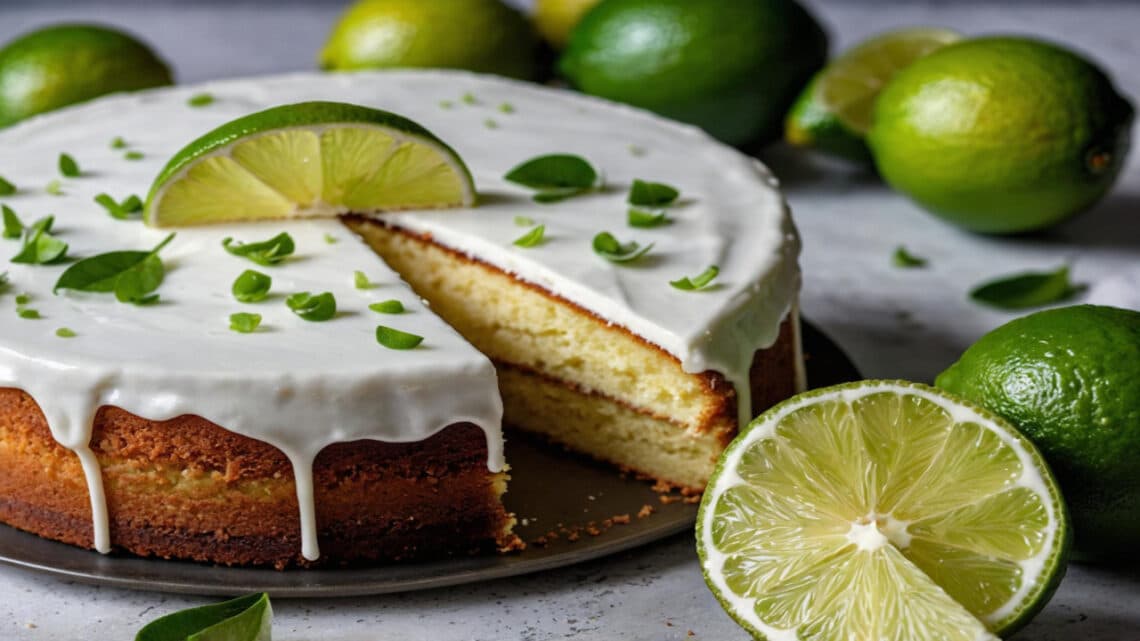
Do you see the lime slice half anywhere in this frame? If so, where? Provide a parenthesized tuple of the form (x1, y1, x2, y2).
(697, 380, 1069, 641)
(145, 101, 475, 227)
(785, 28, 960, 162)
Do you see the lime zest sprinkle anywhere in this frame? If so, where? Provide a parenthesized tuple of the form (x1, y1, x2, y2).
(58, 153, 81, 178)
(892, 246, 928, 268)
(2, 205, 23, 239)
(513, 225, 546, 248)
(629, 179, 679, 207)
(55, 327, 76, 338)
(45, 179, 63, 196)
(353, 270, 374, 290)
(369, 299, 405, 314)
(0, 176, 14, 196)
(286, 291, 336, 322)
(17, 307, 40, 319)
(499, 102, 515, 114)
(628, 208, 670, 228)
(461, 92, 477, 105)
(188, 92, 215, 107)
(222, 232, 295, 266)
(229, 312, 263, 333)
(376, 325, 423, 349)
(124, 150, 145, 161)
(670, 265, 719, 291)
(323, 233, 339, 244)
(94, 193, 144, 220)
(592, 231, 653, 263)
(110, 136, 128, 150)
(513, 216, 535, 227)
(232, 270, 272, 303)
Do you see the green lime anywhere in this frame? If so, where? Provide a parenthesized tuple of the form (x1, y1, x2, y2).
(319, 0, 539, 80)
(559, 0, 828, 147)
(698, 380, 1069, 640)
(785, 27, 960, 164)
(0, 24, 172, 127)
(868, 36, 1134, 234)
(533, 0, 601, 50)
(936, 304, 1140, 561)
(145, 101, 475, 227)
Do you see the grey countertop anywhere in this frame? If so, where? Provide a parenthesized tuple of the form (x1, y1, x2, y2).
(1, 1, 1138, 639)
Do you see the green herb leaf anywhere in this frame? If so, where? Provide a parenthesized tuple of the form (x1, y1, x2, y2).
(232, 270, 272, 303)
(110, 136, 128, 150)
(2, 205, 23, 239)
(229, 313, 263, 334)
(0, 272, 7, 292)
(135, 593, 271, 641)
(323, 233, 339, 244)
(55, 327, 76, 338)
(461, 92, 477, 105)
(11, 221, 68, 265)
(124, 150, 145, 161)
(670, 265, 720, 291)
(376, 325, 423, 349)
(513, 225, 545, 248)
(504, 154, 598, 203)
(629, 179, 679, 207)
(969, 266, 1083, 310)
(627, 208, 670, 228)
(222, 232, 295, 266)
(59, 153, 81, 178)
(0, 176, 16, 195)
(892, 246, 927, 268)
(94, 193, 144, 220)
(45, 179, 63, 196)
(188, 93, 215, 107)
(369, 299, 405, 314)
(15, 293, 29, 305)
(16, 307, 39, 319)
(499, 102, 515, 114)
(353, 270, 373, 290)
(592, 231, 653, 263)
(513, 216, 535, 227)
(54, 234, 175, 305)
(286, 291, 336, 322)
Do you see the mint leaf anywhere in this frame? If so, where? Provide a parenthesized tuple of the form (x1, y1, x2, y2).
(369, 299, 405, 314)
(59, 153, 81, 178)
(629, 179, 679, 207)
(135, 593, 271, 641)
(286, 291, 336, 321)
(512, 225, 545, 248)
(232, 270, 272, 303)
(95, 193, 143, 220)
(229, 313, 262, 334)
(592, 231, 653, 263)
(670, 265, 720, 291)
(54, 234, 175, 306)
(2, 205, 23, 239)
(892, 246, 927, 268)
(0, 176, 15, 196)
(970, 266, 1083, 310)
(504, 154, 598, 203)
(627, 208, 670, 228)
(188, 93, 215, 107)
(376, 325, 423, 349)
(222, 232, 295, 266)
(11, 219, 68, 265)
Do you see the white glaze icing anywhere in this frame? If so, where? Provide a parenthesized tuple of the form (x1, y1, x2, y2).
(0, 70, 798, 560)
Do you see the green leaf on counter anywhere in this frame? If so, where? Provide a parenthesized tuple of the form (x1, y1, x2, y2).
(135, 592, 271, 641)
(969, 266, 1083, 310)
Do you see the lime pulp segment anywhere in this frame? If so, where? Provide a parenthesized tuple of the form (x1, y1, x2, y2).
(698, 381, 1068, 641)
(145, 101, 475, 227)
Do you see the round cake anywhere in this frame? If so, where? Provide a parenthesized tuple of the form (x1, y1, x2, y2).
(0, 70, 802, 567)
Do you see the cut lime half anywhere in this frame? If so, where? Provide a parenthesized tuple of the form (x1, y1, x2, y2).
(697, 380, 1069, 641)
(145, 101, 475, 227)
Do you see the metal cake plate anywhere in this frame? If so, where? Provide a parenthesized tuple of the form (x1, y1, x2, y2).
(0, 321, 858, 597)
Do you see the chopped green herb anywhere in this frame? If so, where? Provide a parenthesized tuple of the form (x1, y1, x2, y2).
(124, 150, 145, 161)
(232, 270, 272, 303)
(369, 299, 405, 314)
(629, 179, 679, 207)
(354, 270, 374, 290)
(11, 219, 68, 265)
(670, 265, 720, 291)
(2, 205, 23, 239)
(16, 307, 39, 319)
(58, 153, 81, 178)
(15, 293, 29, 305)
(504, 154, 598, 203)
(0, 272, 7, 292)
(55, 327, 76, 338)
(53, 233, 175, 306)
(484, 118, 499, 130)
(0, 176, 16, 195)
(323, 233, 339, 244)
(110, 136, 128, 150)
(513, 216, 535, 227)
(286, 291, 336, 321)
(513, 225, 546, 248)
(136, 593, 272, 641)
(222, 232, 295, 266)
(461, 92, 477, 105)
(499, 103, 515, 114)
(592, 231, 653, 263)
(627, 208, 670, 228)
(94, 193, 143, 220)
(188, 92, 215, 107)
(439, 100, 454, 109)
(892, 246, 927, 268)
(969, 266, 1083, 310)
(229, 313, 263, 333)
(628, 145, 647, 157)
(376, 325, 423, 350)
(45, 179, 63, 196)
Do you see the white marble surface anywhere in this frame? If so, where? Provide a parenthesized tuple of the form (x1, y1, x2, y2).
(1, 1, 1138, 639)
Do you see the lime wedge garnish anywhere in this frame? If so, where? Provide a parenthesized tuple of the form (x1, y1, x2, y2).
(697, 380, 1069, 641)
(785, 28, 960, 162)
(145, 101, 475, 227)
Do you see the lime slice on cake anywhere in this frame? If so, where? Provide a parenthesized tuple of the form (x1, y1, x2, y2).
(145, 101, 475, 227)
(785, 28, 960, 163)
(698, 380, 1069, 640)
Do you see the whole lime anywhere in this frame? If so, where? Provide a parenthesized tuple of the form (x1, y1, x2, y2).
(936, 304, 1140, 561)
(533, 0, 601, 50)
(319, 0, 539, 80)
(868, 36, 1134, 234)
(0, 24, 172, 127)
(558, 0, 828, 147)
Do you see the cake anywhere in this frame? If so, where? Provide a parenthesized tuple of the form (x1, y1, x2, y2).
(0, 71, 802, 568)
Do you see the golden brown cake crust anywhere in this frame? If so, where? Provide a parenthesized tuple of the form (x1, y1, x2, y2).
(0, 389, 517, 568)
